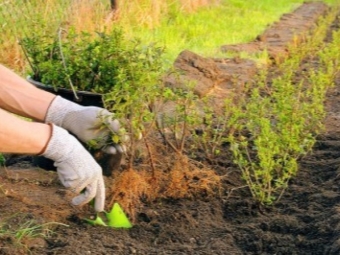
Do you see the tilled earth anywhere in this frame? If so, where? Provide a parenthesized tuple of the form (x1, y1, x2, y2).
(1, 2, 340, 254)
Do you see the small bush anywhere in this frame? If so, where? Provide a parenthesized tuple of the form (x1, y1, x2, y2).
(21, 27, 165, 94)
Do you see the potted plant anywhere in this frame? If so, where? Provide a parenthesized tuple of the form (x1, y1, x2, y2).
(20, 26, 166, 175)
(21, 27, 125, 106)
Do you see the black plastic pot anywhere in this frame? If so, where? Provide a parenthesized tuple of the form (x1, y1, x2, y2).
(27, 77, 121, 177)
(27, 77, 104, 107)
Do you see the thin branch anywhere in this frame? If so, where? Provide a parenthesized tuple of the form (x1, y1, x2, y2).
(58, 27, 79, 100)
(142, 133, 156, 179)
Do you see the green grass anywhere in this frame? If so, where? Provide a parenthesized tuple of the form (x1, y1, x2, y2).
(0, 215, 68, 251)
(1, 0, 338, 72)
(121, 0, 339, 65)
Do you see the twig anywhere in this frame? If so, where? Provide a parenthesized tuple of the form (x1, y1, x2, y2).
(58, 27, 79, 100)
(142, 133, 157, 179)
(18, 39, 37, 75)
(226, 185, 248, 200)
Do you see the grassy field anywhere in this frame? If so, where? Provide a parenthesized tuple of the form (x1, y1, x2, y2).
(127, 0, 337, 61)
(0, 0, 338, 73)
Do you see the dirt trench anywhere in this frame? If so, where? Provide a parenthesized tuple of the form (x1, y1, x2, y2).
(1, 2, 340, 255)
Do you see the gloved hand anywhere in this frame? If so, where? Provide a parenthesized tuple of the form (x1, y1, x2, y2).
(42, 124, 105, 212)
(45, 96, 125, 154)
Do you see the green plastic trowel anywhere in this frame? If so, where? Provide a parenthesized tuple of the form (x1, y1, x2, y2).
(106, 203, 133, 228)
(85, 202, 132, 229)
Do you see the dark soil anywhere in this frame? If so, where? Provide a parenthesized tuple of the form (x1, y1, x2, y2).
(1, 2, 340, 254)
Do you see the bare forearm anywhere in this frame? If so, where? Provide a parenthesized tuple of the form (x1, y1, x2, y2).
(0, 64, 55, 121)
(0, 108, 51, 154)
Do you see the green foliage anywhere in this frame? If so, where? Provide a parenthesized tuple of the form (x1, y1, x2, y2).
(21, 26, 167, 153)
(227, 76, 318, 204)
(156, 84, 203, 155)
(190, 96, 237, 161)
(0, 154, 5, 166)
(21, 27, 165, 94)
(226, 9, 339, 204)
(98, 38, 166, 167)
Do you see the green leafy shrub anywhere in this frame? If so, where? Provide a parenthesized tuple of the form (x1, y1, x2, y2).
(21, 26, 166, 150)
(226, 10, 339, 205)
(21, 27, 165, 94)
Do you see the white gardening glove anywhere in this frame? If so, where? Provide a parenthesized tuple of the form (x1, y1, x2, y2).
(45, 96, 125, 154)
(42, 124, 105, 212)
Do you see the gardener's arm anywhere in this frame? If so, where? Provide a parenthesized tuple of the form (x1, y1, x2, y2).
(0, 64, 55, 121)
(0, 108, 105, 212)
(0, 64, 124, 154)
(0, 108, 51, 154)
